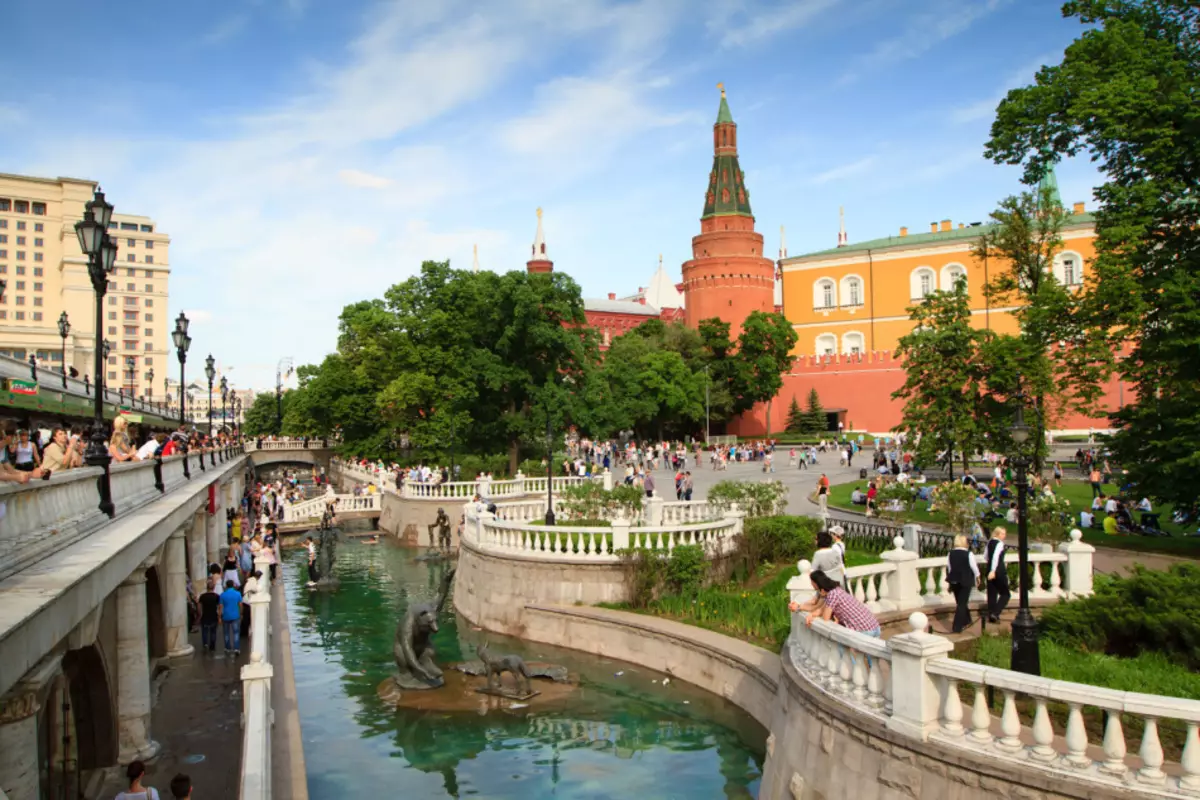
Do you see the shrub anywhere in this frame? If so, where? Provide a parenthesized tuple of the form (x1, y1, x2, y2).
(1038, 564, 1200, 670)
(708, 479, 788, 518)
(518, 458, 548, 477)
(1028, 492, 1072, 540)
(930, 480, 979, 536)
(559, 481, 643, 521)
(664, 545, 708, 594)
(742, 516, 820, 566)
(619, 548, 665, 608)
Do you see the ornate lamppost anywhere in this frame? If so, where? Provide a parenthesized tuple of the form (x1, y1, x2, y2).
(125, 356, 137, 398)
(220, 376, 228, 435)
(57, 311, 70, 388)
(204, 354, 215, 434)
(172, 313, 192, 477)
(1008, 389, 1041, 676)
(73, 189, 118, 517)
(544, 395, 555, 526)
(147, 368, 154, 404)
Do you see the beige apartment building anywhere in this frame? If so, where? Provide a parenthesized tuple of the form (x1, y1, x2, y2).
(0, 173, 170, 399)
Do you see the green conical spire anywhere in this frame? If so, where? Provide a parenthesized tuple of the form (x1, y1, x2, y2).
(716, 83, 734, 124)
(1037, 158, 1063, 209)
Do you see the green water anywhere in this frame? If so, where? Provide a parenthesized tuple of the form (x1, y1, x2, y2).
(285, 539, 766, 799)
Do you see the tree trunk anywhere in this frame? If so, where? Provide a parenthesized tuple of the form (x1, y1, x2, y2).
(765, 399, 772, 439)
(508, 438, 520, 477)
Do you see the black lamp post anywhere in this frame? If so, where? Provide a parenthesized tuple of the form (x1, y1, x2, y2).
(57, 311, 70, 388)
(220, 376, 228, 434)
(28, 354, 37, 383)
(172, 312, 192, 478)
(74, 189, 118, 517)
(1008, 390, 1041, 676)
(125, 356, 136, 398)
(544, 398, 555, 526)
(147, 368, 154, 404)
(204, 354, 215, 434)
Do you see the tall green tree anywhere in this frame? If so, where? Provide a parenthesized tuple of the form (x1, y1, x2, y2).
(803, 388, 826, 434)
(785, 397, 805, 434)
(727, 311, 799, 436)
(242, 391, 285, 437)
(985, 0, 1200, 508)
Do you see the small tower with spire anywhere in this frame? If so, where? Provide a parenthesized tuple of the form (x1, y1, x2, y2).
(472, 243, 480, 273)
(837, 206, 848, 247)
(680, 84, 775, 334)
(526, 207, 553, 273)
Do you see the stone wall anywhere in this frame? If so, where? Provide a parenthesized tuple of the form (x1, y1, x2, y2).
(377, 492, 461, 547)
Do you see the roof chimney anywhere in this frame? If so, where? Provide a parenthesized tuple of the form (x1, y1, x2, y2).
(940, 219, 952, 232)
(958, 223, 964, 229)
(930, 222, 938, 233)
(638, 297, 646, 305)
(608, 292, 616, 300)
(1073, 201, 1085, 214)
(899, 226, 908, 237)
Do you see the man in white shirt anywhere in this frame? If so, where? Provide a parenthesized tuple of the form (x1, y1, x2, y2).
(1137, 498, 1152, 512)
(136, 434, 163, 461)
(1104, 496, 1118, 514)
(1080, 510, 1094, 528)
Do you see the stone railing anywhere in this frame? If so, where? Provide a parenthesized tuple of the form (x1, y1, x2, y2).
(245, 438, 333, 452)
(239, 547, 277, 800)
(333, 459, 606, 501)
(488, 495, 722, 528)
(281, 492, 381, 523)
(661, 500, 715, 525)
(0, 444, 245, 583)
(464, 505, 744, 563)
(788, 532, 1091, 613)
(786, 601, 1200, 798)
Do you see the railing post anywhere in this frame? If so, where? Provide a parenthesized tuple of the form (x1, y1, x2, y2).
(786, 559, 816, 604)
(879, 535, 923, 610)
(602, 469, 613, 491)
(725, 507, 745, 537)
(645, 495, 664, 527)
(1059, 528, 1095, 598)
(611, 519, 630, 552)
(902, 523, 922, 556)
(885, 612, 954, 741)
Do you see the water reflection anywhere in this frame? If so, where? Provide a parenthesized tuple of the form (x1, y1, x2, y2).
(286, 539, 765, 799)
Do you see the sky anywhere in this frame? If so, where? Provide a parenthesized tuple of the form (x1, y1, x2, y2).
(0, 0, 1101, 392)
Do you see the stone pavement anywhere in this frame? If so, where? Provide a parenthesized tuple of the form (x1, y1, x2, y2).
(95, 627, 246, 799)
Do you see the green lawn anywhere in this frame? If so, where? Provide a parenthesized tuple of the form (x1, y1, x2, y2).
(828, 478, 1200, 556)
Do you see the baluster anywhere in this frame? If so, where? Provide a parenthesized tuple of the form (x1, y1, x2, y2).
(878, 573, 890, 603)
(850, 650, 867, 701)
(1030, 699, 1056, 761)
(923, 567, 936, 597)
(1031, 562, 1049, 598)
(853, 578, 866, 604)
(1099, 711, 1127, 776)
(1181, 723, 1200, 791)
(997, 691, 1022, 751)
(969, 685, 992, 742)
(1061, 703, 1089, 768)
(1138, 718, 1165, 784)
(865, 656, 884, 709)
(938, 567, 950, 600)
(866, 575, 879, 605)
(818, 638, 834, 686)
(1049, 561, 1063, 595)
(837, 646, 852, 695)
(941, 678, 964, 735)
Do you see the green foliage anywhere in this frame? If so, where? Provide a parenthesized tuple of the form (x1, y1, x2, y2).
(558, 481, 643, 521)
(784, 397, 805, 435)
(707, 479, 788, 518)
(242, 391, 285, 437)
(803, 387, 826, 434)
(985, 0, 1200, 509)
(740, 515, 820, 567)
(1028, 491, 1072, 540)
(929, 480, 981, 537)
(1038, 565, 1200, 670)
(875, 482, 915, 525)
(664, 545, 707, 595)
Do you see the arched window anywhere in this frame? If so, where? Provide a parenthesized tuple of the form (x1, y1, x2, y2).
(1053, 251, 1084, 286)
(910, 267, 936, 300)
(840, 275, 863, 307)
(941, 263, 967, 292)
(815, 334, 837, 356)
(842, 331, 865, 355)
(813, 278, 837, 309)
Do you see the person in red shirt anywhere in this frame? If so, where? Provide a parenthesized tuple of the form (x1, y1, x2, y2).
(865, 481, 878, 517)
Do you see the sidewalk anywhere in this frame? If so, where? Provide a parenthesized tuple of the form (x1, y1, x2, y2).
(95, 628, 246, 799)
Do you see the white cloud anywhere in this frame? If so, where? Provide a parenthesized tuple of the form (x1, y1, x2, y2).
(714, 0, 840, 48)
(181, 309, 213, 324)
(338, 169, 392, 189)
(810, 155, 878, 185)
(948, 53, 1057, 125)
(0, 104, 25, 125)
(201, 13, 250, 46)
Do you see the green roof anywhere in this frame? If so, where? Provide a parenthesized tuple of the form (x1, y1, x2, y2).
(793, 212, 1096, 259)
(1038, 164, 1063, 209)
(702, 155, 753, 218)
(716, 93, 734, 124)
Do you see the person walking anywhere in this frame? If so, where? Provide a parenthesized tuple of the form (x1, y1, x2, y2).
(197, 577, 219, 653)
(218, 579, 243, 656)
(643, 471, 656, 499)
(985, 527, 1010, 623)
(947, 534, 980, 633)
(816, 474, 829, 514)
(114, 760, 160, 799)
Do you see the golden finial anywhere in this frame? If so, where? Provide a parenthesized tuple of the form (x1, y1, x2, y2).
(717, 82, 725, 97)
(658, 253, 663, 266)
(536, 207, 543, 219)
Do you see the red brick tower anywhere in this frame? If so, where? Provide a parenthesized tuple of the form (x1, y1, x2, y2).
(526, 207, 553, 273)
(681, 85, 775, 335)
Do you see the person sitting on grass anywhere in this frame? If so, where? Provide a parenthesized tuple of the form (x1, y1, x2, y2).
(850, 486, 866, 505)
(1103, 511, 1121, 536)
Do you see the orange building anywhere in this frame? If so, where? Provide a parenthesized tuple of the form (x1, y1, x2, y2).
(680, 86, 775, 335)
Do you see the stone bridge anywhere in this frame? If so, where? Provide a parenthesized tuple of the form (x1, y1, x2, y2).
(0, 444, 291, 800)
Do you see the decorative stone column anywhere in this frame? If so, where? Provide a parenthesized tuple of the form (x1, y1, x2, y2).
(644, 495, 664, 526)
(902, 523, 922, 555)
(0, 687, 40, 800)
(164, 531, 195, 659)
(188, 513, 207, 594)
(116, 568, 160, 763)
(886, 612, 954, 741)
(1059, 528, 1095, 598)
(879, 536, 922, 610)
(786, 559, 815, 604)
(602, 469, 613, 491)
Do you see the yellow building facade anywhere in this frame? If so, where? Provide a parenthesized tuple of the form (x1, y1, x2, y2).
(779, 205, 1096, 356)
(0, 173, 171, 399)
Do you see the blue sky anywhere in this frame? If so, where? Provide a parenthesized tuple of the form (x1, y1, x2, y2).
(0, 0, 1099, 391)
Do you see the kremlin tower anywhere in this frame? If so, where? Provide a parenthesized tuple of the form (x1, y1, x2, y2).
(526, 207, 553, 273)
(681, 85, 776, 335)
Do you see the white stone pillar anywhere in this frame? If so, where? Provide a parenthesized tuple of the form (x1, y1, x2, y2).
(188, 513, 207, 594)
(602, 469, 613, 491)
(164, 531, 195, 659)
(207, 501, 223, 569)
(879, 536, 922, 610)
(902, 523, 922, 555)
(786, 559, 815, 604)
(611, 519, 630, 552)
(0, 688, 40, 800)
(116, 568, 160, 763)
(1059, 528, 1095, 598)
(645, 495, 664, 526)
(886, 612, 954, 741)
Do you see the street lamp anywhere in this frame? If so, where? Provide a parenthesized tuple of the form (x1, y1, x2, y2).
(704, 364, 711, 445)
(544, 395, 556, 526)
(276, 356, 292, 435)
(172, 312, 192, 478)
(204, 354, 215, 434)
(147, 368, 154, 403)
(57, 311, 70, 388)
(1008, 390, 1040, 676)
(125, 356, 136, 397)
(74, 188, 117, 517)
(220, 376, 228, 435)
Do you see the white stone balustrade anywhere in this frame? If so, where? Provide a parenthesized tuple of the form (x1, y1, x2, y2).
(240, 549, 277, 800)
(281, 493, 380, 523)
(244, 438, 333, 451)
(661, 501, 716, 525)
(0, 466, 107, 582)
(787, 612, 894, 713)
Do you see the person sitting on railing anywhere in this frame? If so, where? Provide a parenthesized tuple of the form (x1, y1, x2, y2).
(788, 569, 881, 639)
(42, 427, 82, 473)
(0, 429, 45, 483)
